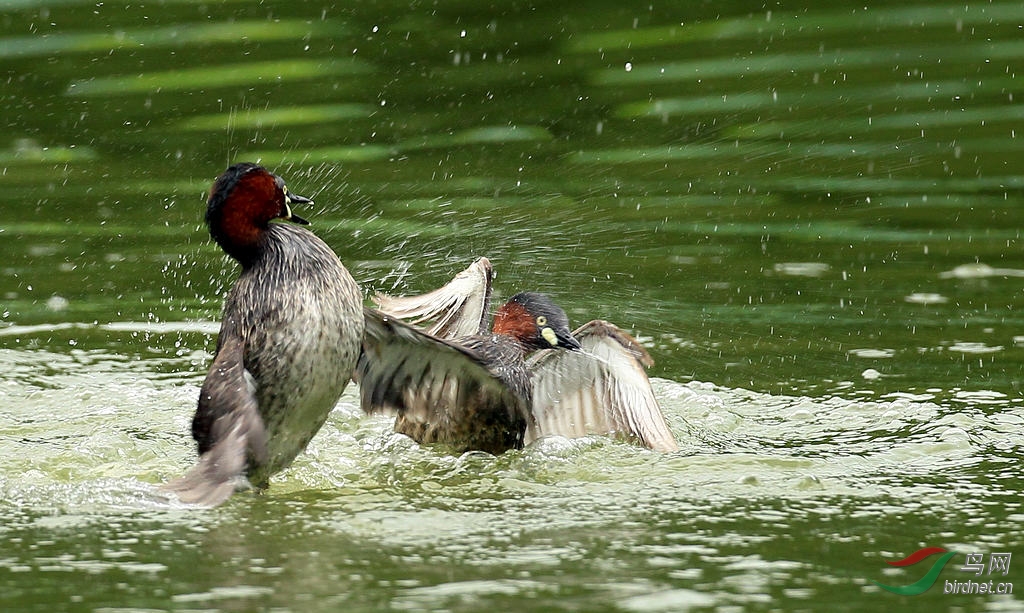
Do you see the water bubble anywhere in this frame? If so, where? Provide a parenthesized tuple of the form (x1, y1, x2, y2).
(46, 296, 69, 312)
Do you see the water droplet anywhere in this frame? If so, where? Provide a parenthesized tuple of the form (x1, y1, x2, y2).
(46, 296, 69, 311)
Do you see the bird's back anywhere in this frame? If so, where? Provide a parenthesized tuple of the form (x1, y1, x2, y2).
(391, 333, 532, 454)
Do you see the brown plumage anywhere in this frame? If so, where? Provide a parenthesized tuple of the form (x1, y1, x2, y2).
(164, 163, 364, 506)
(367, 258, 680, 453)
(358, 291, 582, 454)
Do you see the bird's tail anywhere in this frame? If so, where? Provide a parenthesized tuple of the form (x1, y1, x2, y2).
(162, 408, 266, 507)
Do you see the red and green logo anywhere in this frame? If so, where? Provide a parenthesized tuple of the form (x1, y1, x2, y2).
(875, 547, 1013, 596)
(874, 547, 957, 595)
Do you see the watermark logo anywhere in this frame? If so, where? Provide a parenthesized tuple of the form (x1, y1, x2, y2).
(874, 547, 1013, 596)
(874, 547, 957, 595)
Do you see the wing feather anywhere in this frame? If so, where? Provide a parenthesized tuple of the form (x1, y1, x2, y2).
(373, 257, 493, 339)
(526, 320, 678, 452)
(163, 333, 267, 506)
(358, 308, 529, 453)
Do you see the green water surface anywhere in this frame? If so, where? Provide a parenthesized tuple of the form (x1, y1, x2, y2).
(1, 1, 1022, 611)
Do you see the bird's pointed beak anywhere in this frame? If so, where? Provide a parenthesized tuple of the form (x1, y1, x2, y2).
(283, 191, 312, 225)
(560, 332, 583, 351)
(544, 327, 582, 351)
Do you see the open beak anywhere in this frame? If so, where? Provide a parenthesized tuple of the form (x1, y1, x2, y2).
(283, 191, 312, 225)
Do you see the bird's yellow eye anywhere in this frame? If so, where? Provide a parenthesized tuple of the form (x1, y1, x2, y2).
(536, 315, 547, 326)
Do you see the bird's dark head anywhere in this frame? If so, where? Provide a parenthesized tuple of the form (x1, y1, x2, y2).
(205, 163, 312, 263)
(492, 292, 581, 352)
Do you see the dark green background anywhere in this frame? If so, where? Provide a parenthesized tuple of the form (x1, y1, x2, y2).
(1, 1, 1021, 611)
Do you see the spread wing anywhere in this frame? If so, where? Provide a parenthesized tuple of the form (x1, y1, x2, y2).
(526, 320, 679, 452)
(357, 308, 530, 453)
(162, 332, 267, 506)
(373, 257, 493, 339)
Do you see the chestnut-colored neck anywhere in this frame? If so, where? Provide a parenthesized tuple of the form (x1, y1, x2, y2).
(492, 301, 534, 346)
(208, 171, 279, 264)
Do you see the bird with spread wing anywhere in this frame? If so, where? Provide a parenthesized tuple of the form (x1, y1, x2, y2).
(358, 257, 679, 453)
